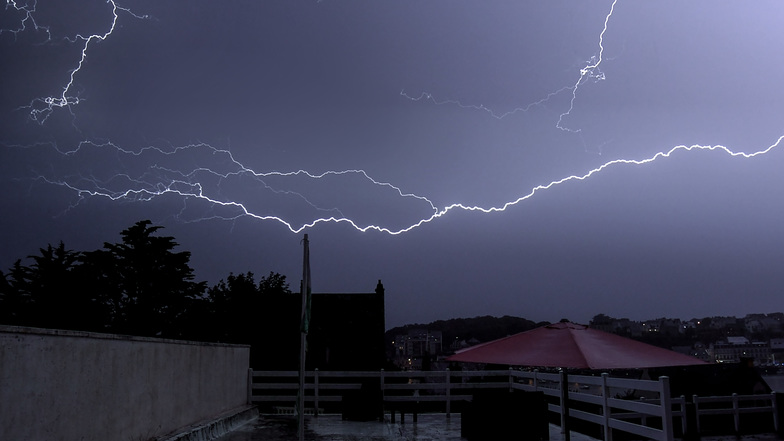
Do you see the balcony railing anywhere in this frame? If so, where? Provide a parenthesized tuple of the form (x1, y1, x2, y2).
(249, 369, 690, 441)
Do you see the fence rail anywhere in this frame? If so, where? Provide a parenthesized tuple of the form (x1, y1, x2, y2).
(250, 369, 689, 441)
(249, 369, 781, 440)
(693, 392, 779, 434)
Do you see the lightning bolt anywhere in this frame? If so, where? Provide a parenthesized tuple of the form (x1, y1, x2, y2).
(399, 86, 574, 121)
(2, 0, 51, 42)
(6, 0, 149, 124)
(4, 1, 782, 238)
(13, 134, 783, 235)
(401, 0, 618, 134)
(11, 140, 439, 232)
(556, 0, 617, 133)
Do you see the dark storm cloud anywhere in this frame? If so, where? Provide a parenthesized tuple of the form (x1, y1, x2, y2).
(1, 1, 783, 327)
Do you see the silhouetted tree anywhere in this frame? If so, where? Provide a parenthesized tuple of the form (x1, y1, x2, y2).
(0, 220, 302, 345)
(0, 260, 32, 325)
(258, 271, 290, 295)
(25, 243, 85, 329)
(208, 272, 259, 342)
(0, 243, 100, 330)
(79, 220, 206, 337)
(206, 271, 291, 343)
(0, 221, 303, 345)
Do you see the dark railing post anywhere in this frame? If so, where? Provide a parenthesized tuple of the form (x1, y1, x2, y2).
(560, 369, 570, 441)
(679, 395, 687, 436)
(314, 368, 319, 417)
(533, 369, 539, 390)
(601, 372, 611, 441)
(659, 376, 673, 441)
(509, 367, 514, 392)
(380, 368, 386, 417)
(445, 368, 451, 417)
(732, 393, 740, 433)
(247, 368, 253, 405)
(640, 397, 649, 427)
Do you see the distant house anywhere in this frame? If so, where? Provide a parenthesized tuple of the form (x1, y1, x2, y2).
(745, 315, 782, 334)
(392, 328, 443, 369)
(451, 337, 480, 351)
(641, 318, 683, 335)
(770, 338, 784, 365)
(588, 316, 643, 337)
(710, 316, 741, 331)
(727, 336, 750, 345)
(617, 319, 644, 337)
(671, 342, 711, 362)
(711, 337, 771, 365)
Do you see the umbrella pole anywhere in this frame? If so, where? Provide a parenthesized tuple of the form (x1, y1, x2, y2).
(560, 369, 570, 441)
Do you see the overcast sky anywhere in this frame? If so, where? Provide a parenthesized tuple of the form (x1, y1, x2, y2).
(2, 1, 783, 328)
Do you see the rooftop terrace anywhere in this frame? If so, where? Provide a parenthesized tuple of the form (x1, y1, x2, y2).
(215, 414, 784, 441)
(215, 414, 599, 441)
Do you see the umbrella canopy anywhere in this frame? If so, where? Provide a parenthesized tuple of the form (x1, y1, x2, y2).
(447, 321, 706, 370)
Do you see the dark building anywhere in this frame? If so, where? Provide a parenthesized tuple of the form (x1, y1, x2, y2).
(307, 281, 386, 371)
(251, 281, 386, 371)
(712, 338, 771, 365)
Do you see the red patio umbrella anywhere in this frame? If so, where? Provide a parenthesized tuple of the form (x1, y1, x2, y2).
(447, 321, 706, 369)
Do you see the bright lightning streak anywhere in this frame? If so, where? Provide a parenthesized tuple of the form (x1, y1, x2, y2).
(2, 1, 51, 41)
(19, 135, 784, 235)
(9, 0, 149, 124)
(352, 136, 784, 234)
(4, 1, 781, 239)
(556, 0, 617, 133)
(401, 0, 618, 134)
(16, 140, 439, 232)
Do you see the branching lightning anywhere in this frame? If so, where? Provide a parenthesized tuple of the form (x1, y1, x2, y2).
(401, 0, 617, 134)
(399, 86, 574, 121)
(14, 140, 440, 232)
(3, 0, 782, 237)
(6, 0, 149, 124)
(16, 134, 784, 235)
(2, 1, 51, 41)
(556, 0, 616, 133)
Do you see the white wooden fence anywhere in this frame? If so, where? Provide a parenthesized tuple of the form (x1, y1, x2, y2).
(692, 392, 779, 434)
(249, 369, 686, 441)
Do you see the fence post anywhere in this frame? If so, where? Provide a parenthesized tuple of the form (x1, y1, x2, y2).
(533, 369, 539, 391)
(445, 368, 451, 418)
(693, 395, 701, 434)
(560, 369, 570, 441)
(509, 367, 514, 392)
(247, 368, 253, 405)
(680, 395, 687, 436)
(380, 369, 386, 418)
(640, 398, 649, 427)
(601, 372, 611, 441)
(772, 392, 779, 433)
(314, 368, 319, 417)
(732, 393, 739, 433)
(659, 376, 674, 441)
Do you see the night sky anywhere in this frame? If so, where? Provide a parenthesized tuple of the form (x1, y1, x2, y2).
(2, 1, 783, 328)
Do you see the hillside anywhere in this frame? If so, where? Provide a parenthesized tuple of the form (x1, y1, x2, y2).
(385, 315, 546, 357)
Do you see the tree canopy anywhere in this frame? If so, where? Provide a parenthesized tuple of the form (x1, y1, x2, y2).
(0, 220, 290, 342)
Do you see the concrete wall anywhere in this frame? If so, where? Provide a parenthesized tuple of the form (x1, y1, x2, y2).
(0, 326, 250, 441)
